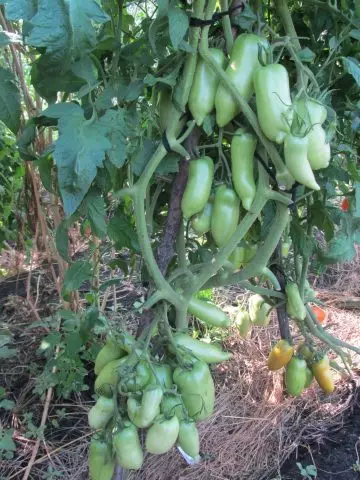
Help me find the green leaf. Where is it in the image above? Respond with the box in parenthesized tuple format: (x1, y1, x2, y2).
(168, 6, 189, 49)
(342, 56, 360, 85)
(349, 29, 360, 40)
(320, 231, 356, 264)
(62, 260, 92, 298)
(297, 47, 315, 63)
(0, 428, 16, 453)
(0, 0, 37, 20)
(36, 155, 55, 193)
(79, 307, 100, 342)
(56, 221, 71, 263)
(156, 152, 180, 174)
(99, 277, 123, 292)
(108, 208, 140, 251)
(0, 346, 17, 359)
(42, 103, 111, 215)
(0, 399, 15, 410)
(64, 331, 83, 357)
(85, 189, 107, 238)
(0, 66, 21, 134)
(231, 4, 257, 31)
(157, 0, 169, 17)
(99, 109, 128, 168)
(131, 139, 157, 176)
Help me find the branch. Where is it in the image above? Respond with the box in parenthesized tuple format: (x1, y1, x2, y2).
(270, 255, 292, 342)
(156, 128, 201, 275)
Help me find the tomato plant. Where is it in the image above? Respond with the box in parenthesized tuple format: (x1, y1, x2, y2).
(2, 0, 360, 473)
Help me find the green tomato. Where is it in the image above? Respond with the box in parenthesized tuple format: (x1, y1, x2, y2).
(285, 357, 307, 397)
(228, 246, 245, 271)
(189, 48, 227, 126)
(113, 422, 144, 470)
(145, 414, 180, 454)
(191, 201, 213, 235)
(281, 241, 291, 258)
(248, 294, 272, 326)
(253, 64, 293, 144)
(88, 396, 115, 430)
(161, 393, 186, 421)
(118, 360, 151, 393)
(231, 128, 257, 211)
(181, 157, 214, 219)
(235, 310, 251, 338)
(148, 363, 173, 389)
(88, 438, 115, 480)
(178, 420, 200, 458)
(211, 185, 240, 247)
(284, 135, 320, 190)
(173, 332, 232, 364)
(94, 340, 126, 376)
(127, 386, 163, 428)
(95, 357, 126, 397)
(243, 243, 258, 263)
(285, 282, 306, 321)
(173, 359, 215, 420)
(188, 296, 230, 328)
(307, 125, 331, 170)
(295, 96, 327, 126)
(215, 33, 269, 127)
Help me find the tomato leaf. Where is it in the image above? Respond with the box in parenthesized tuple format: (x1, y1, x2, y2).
(62, 260, 92, 298)
(168, 5, 189, 50)
(342, 56, 360, 86)
(0, 67, 21, 134)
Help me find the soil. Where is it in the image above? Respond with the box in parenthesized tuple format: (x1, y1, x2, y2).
(280, 387, 360, 480)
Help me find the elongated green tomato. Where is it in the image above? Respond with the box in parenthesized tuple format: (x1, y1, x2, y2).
(178, 420, 200, 458)
(95, 357, 126, 397)
(94, 340, 126, 376)
(161, 393, 186, 420)
(304, 367, 314, 388)
(148, 363, 173, 389)
(284, 135, 320, 190)
(243, 243, 257, 263)
(118, 360, 151, 393)
(88, 396, 115, 430)
(113, 422, 143, 470)
(295, 96, 327, 126)
(173, 332, 232, 364)
(88, 439, 115, 480)
(181, 157, 214, 218)
(188, 296, 230, 328)
(191, 201, 213, 235)
(307, 125, 331, 170)
(228, 246, 245, 271)
(211, 185, 240, 247)
(267, 340, 294, 371)
(285, 283, 306, 321)
(248, 294, 272, 326)
(189, 48, 227, 126)
(231, 129, 257, 211)
(235, 310, 251, 338)
(145, 414, 180, 454)
(281, 241, 291, 258)
(285, 357, 307, 397)
(127, 386, 163, 428)
(158, 89, 172, 132)
(173, 359, 215, 420)
(254, 64, 293, 143)
(215, 34, 269, 127)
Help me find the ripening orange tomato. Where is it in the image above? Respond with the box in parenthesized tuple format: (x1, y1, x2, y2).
(311, 305, 326, 324)
(341, 198, 350, 212)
